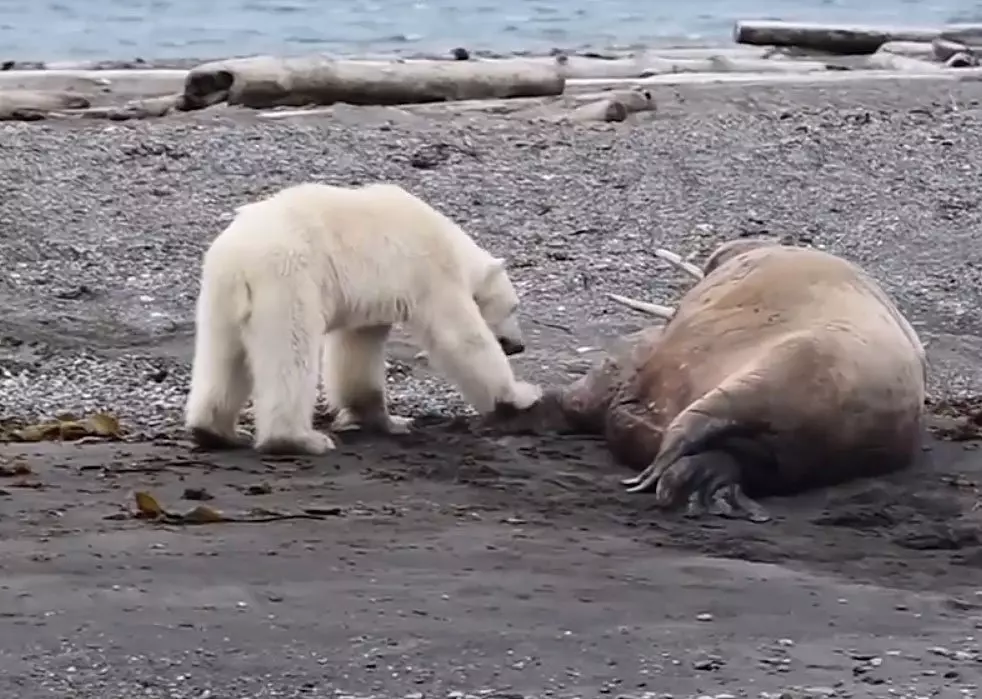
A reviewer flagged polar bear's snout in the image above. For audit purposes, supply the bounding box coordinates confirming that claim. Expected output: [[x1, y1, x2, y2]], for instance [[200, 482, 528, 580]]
[[498, 336, 526, 356], [492, 313, 527, 356]]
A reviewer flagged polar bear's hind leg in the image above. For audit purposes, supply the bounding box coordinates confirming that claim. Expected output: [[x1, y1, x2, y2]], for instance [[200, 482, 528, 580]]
[[185, 284, 254, 450], [321, 325, 413, 435], [246, 278, 336, 456]]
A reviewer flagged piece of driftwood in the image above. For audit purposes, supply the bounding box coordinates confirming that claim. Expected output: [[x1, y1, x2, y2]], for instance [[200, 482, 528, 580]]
[[569, 99, 629, 122], [932, 37, 980, 65], [945, 52, 979, 67], [567, 67, 982, 89], [550, 55, 650, 79], [638, 55, 829, 76], [180, 55, 566, 110], [566, 88, 655, 122], [865, 52, 945, 72], [73, 94, 185, 121], [0, 89, 90, 120], [734, 20, 982, 55], [876, 40, 937, 59]]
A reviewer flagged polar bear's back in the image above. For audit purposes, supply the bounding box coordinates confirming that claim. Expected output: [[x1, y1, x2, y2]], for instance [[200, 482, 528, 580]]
[[203, 182, 489, 326]]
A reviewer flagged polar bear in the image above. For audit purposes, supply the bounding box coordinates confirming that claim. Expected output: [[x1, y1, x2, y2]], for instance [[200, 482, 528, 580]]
[[184, 182, 542, 455]]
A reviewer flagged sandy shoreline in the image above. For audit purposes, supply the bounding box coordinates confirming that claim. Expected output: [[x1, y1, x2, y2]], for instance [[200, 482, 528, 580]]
[[2, 77, 982, 698]]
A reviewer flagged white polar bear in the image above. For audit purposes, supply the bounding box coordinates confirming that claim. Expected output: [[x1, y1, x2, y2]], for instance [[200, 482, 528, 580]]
[[184, 181, 542, 456]]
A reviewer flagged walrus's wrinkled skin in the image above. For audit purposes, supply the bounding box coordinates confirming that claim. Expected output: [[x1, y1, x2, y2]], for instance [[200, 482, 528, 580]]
[[558, 239, 927, 522]]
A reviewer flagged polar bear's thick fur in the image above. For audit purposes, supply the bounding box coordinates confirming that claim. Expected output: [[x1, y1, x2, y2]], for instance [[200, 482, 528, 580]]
[[184, 182, 542, 455]]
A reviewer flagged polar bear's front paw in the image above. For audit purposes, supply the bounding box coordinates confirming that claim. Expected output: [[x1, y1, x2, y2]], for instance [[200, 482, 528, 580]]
[[256, 430, 336, 456], [506, 381, 544, 411]]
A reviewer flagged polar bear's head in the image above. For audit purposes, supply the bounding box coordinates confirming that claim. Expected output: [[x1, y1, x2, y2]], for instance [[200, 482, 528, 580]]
[[474, 258, 527, 356]]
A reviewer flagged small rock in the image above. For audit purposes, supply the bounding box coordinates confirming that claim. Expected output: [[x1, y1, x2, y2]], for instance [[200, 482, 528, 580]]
[[182, 487, 213, 501], [696, 613, 714, 622]]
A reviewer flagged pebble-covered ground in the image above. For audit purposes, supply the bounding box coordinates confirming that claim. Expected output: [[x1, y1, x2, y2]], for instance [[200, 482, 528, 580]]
[[2, 79, 982, 699]]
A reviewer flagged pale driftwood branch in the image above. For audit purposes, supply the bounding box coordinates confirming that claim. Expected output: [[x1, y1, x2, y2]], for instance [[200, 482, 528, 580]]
[[638, 55, 830, 76], [865, 52, 945, 72], [733, 19, 982, 55], [655, 249, 704, 280], [876, 40, 937, 59], [181, 55, 566, 110], [606, 293, 676, 319], [71, 94, 185, 121], [552, 55, 650, 80], [0, 89, 90, 121], [0, 69, 187, 96]]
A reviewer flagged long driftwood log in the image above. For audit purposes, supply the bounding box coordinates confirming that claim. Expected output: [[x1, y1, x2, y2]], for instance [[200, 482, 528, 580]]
[[734, 19, 982, 55], [180, 55, 567, 110]]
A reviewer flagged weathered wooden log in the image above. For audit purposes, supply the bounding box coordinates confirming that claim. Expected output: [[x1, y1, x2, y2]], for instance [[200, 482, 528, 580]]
[[734, 20, 982, 55], [181, 55, 566, 110], [0, 89, 89, 120]]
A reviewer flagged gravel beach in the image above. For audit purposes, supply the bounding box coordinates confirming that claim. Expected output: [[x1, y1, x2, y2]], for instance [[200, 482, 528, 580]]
[[3, 78, 982, 698]]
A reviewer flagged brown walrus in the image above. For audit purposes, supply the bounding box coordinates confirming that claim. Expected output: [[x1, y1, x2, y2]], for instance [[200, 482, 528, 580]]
[[553, 238, 927, 522]]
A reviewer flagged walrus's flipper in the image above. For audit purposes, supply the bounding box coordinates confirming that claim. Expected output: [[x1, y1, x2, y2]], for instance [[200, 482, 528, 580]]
[[706, 483, 771, 523], [621, 409, 773, 523]]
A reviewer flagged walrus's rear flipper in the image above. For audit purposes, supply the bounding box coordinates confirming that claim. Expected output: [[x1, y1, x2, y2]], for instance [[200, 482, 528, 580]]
[[621, 410, 773, 523]]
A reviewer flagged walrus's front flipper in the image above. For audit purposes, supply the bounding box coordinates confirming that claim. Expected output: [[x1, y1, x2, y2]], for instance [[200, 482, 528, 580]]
[[706, 484, 771, 523], [621, 409, 773, 523], [641, 450, 771, 523]]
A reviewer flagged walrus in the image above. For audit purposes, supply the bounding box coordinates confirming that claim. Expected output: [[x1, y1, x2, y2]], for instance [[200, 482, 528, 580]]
[[551, 238, 927, 522]]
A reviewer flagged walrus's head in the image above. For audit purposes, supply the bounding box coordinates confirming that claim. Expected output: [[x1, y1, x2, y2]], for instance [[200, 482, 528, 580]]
[[604, 237, 783, 320]]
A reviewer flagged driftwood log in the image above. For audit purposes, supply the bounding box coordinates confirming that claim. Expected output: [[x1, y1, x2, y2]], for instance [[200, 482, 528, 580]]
[[734, 19, 982, 55], [0, 89, 89, 120], [180, 55, 567, 110]]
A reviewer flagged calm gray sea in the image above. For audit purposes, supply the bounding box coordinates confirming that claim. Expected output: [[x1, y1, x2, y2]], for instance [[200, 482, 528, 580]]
[[1, 0, 981, 61]]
